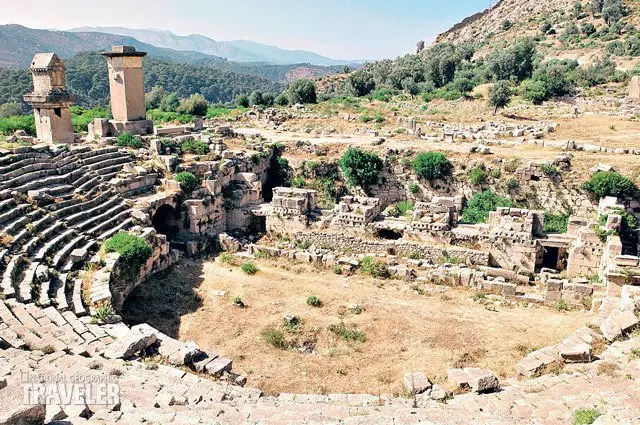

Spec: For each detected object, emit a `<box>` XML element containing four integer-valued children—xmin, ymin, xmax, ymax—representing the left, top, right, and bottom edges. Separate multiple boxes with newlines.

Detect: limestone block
<box><xmin>205</xmin><ymin>357</ymin><xmax>233</xmax><ymax>377</ymax></box>
<box><xmin>169</xmin><ymin>340</ymin><xmax>201</xmax><ymax>366</ymax></box>
<box><xmin>102</xmin><ymin>325</ymin><xmax>157</xmax><ymax>359</ymax></box>
<box><xmin>559</xmin><ymin>343</ymin><xmax>591</xmax><ymax>363</ymax></box>
<box><xmin>404</xmin><ymin>372</ymin><xmax>432</xmax><ymax>394</ymax></box>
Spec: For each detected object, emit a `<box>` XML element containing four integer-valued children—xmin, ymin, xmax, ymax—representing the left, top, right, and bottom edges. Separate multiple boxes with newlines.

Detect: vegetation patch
<box><xmin>544</xmin><ymin>213</ymin><xmax>569</xmax><ymax>234</ymax></box>
<box><xmin>412</xmin><ymin>152</ymin><xmax>452</xmax><ymax>181</ymax></box>
<box><xmin>104</xmin><ymin>232</ymin><xmax>153</xmax><ymax>282</ymax></box>
<box><xmin>461</xmin><ymin>190</ymin><xmax>513</xmax><ymax>224</ymax></box>
<box><xmin>117</xmin><ymin>131</ymin><xmax>143</xmax><ymax>149</ymax></box>
<box><xmin>359</xmin><ymin>256</ymin><xmax>390</xmax><ymax>279</ymax></box>
<box><xmin>175</xmin><ymin>172</ymin><xmax>200</xmax><ymax>193</ymax></box>
<box><xmin>339</xmin><ymin>147</ymin><xmax>383</xmax><ymax>190</ymax></box>
<box><xmin>582</xmin><ymin>172</ymin><xmax>638</xmax><ymax>200</ymax></box>
<box><xmin>328</xmin><ymin>322</ymin><xmax>366</xmax><ymax>343</ymax></box>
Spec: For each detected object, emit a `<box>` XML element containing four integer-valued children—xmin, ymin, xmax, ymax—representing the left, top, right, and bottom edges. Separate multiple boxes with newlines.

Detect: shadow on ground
<box><xmin>121</xmin><ymin>258</ymin><xmax>205</xmax><ymax>338</ymax></box>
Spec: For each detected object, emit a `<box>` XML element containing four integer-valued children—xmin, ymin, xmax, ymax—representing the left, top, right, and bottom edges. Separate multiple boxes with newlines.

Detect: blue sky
<box><xmin>2</xmin><ymin>0</ymin><xmax>490</xmax><ymax>60</ymax></box>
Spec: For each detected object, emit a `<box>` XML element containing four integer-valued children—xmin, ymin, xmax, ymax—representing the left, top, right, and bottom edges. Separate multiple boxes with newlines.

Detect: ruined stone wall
<box><xmin>292</xmin><ymin>232</ymin><xmax>490</xmax><ymax>265</ymax></box>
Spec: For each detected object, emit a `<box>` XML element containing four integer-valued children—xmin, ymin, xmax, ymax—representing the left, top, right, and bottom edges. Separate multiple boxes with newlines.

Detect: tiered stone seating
<box><xmin>0</xmin><ymin>146</ymin><xmax>135</xmax><ymax>313</ymax></box>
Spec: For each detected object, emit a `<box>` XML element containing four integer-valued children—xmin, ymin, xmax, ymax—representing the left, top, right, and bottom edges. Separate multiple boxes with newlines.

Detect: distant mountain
<box><xmin>69</xmin><ymin>26</ymin><xmax>362</xmax><ymax>66</ymax></box>
<box><xmin>0</xmin><ymin>24</ymin><xmax>220</xmax><ymax>68</ymax></box>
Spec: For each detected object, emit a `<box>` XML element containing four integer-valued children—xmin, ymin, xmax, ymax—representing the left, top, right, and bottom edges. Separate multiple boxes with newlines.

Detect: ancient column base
<box><xmin>88</xmin><ymin>118</ymin><xmax>153</xmax><ymax>139</ymax></box>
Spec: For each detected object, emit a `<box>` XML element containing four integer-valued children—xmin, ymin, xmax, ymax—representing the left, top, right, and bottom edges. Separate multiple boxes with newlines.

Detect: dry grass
<box><xmin>130</xmin><ymin>258</ymin><xmax>590</xmax><ymax>395</ymax></box>
<box><xmin>596</xmin><ymin>361</ymin><xmax>621</xmax><ymax>377</ymax></box>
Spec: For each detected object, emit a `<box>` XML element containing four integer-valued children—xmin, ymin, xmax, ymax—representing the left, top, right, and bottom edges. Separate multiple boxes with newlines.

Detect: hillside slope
<box><xmin>70</xmin><ymin>26</ymin><xmax>360</xmax><ymax>66</ymax></box>
<box><xmin>434</xmin><ymin>0</ymin><xmax>640</xmax><ymax>68</ymax></box>
<box><xmin>0</xmin><ymin>24</ymin><xmax>219</xmax><ymax>68</ymax></box>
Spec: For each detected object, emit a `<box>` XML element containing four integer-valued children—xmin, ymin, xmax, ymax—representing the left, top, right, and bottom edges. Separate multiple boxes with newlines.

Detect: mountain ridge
<box><xmin>69</xmin><ymin>26</ymin><xmax>362</xmax><ymax>66</ymax></box>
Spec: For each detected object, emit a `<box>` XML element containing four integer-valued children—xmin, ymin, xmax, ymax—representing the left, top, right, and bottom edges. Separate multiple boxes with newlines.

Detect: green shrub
<box><xmin>175</xmin><ymin>172</ymin><xmax>200</xmax><ymax>193</ymax></box>
<box><xmin>288</xmin><ymin>78</ymin><xmax>317</xmax><ymax>104</ymax></box>
<box><xmin>541</xmin><ymin>164</ymin><xmax>558</xmax><ymax>176</ymax></box>
<box><xmin>409</xmin><ymin>183</ymin><xmax>420</xmax><ymax>194</ymax></box>
<box><xmin>104</xmin><ymin>232</ymin><xmax>153</xmax><ymax>280</ymax></box>
<box><xmin>219</xmin><ymin>252</ymin><xmax>237</xmax><ymax>265</ymax></box>
<box><xmin>328</xmin><ymin>322</ymin><xmax>366</xmax><ymax>342</ymax></box>
<box><xmin>468</xmin><ymin>166</ymin><xmax>487</xmax><ymax>185</ymax></box>
<box><xmin>181</xmin><ymin>139</ymin><xmax>209</xmax><ymax>155</ymax></box>
<box><xmin>572</xmin><ymin>409</ymin><xmax>601</xmax><ymax>425</ymax></box>
<box><xmin>412</xmin><ymin>152</ymin><xmax>452</xmax><ymax>181</ymax></box>
<box><xmin>554</xmin><ymin>299</ymin><xmax>570</xmax><ymax>311</ymax></box>
<box><xmin>261</xmin><ymin>327</ymin><xmax>287</xmax><ymax>349</ymax></box>
<box><xmin>292</xmin><ymin>176</ymin><xmax>306</xmax><ymax>188</ymax></box>
<box><xmin>396</xmin><ymin>200</ymin><xmax>414</xmax><ymax>217</ymax></box>
<box><xmin>544</xmin><ymin>213</ymin><xmax>570</xmax><ymax>233</ymax></box>
<box><xmin>599</xmin><ymin>208</ymin><xmax>639</xmax><ymax>237</ymax></box>
<box><xmin>240</xmin><ymin>261</ymin><xmax>258</xmax><ymax>275</ymax></box>
<box><xmin>461</xmin><ymin>190</ymin><xmax>513</xmax><ymax>224</ymax></box>
<box><xmin>490</xmin><ymin>169</ymin><xmax>501</xmax><ymax>179</ymax></box>
<box><xmin>521</xmin><ymin>79</ymin><xmax>549</xmax><ymax>104</ymax></box>
<box><xmin>360</xmin><ymin>256</ymin><xmax>389</xmax><ymax>279</ymax></box>
<box><xmin>70</xmin><ymin>106</ymin><xmax>109</xmax><ymax>133</ymax></box>
<box><xmin>117</xmin><ymin>132</ymin><xmax>143</xmax><ymax>149</ymax></box>
<box><xmin>93</xmin><ymin>303</ymin><xmax>114</xmax><ymax>322</ymax></box>
<box><xmin>176</xmin><ymin>93</ymin><xmax>208</xmax><ymax>116</ymax></box>
<box><xmin>233</xmin><ymin>296</ymin><xmax>245</xmax><ymax>308</ymax></box>
<box><xmin>0</xmin><ymin>114</ymin><xmax>36</xmax><ymax>136</ymax></box>
<box><xmin>339</xmin><ymin>147</ymin><xmax>383</xmax><ymax>190</ymax></box>
<box><xmin>306</xmin><ymin>295</ymin><xmax>322</xmax><ymax>307</ymax></box>
<box><xmin>582</xmin><ymin>172</ymin><xmax>638</xmax><ymax>199</ymax></box>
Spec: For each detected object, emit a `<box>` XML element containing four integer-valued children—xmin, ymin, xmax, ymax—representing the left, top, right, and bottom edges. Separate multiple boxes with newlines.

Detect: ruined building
<box><xmin>23</xmin><ymin>53</ymin><xmax>76</xmax><ymax>143</ymax></box>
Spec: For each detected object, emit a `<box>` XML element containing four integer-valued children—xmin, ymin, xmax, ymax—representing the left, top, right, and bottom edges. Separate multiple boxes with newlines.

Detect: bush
<box><xmin>572</xmin><ymin>409</ymin><xmax>601</xmax><ymax>425</ymax></box>
<box><xmin>181</xmin><ymin>139</ymin><xmax>209</xmax><ymax>155</ymax></box>
<box><xmin>235</xmin><ymin>94</ymin><xmax>250</xmax><ymax>108</ymax></box>
<box><xmin>468</xmin><ymin>166</ymin><xmax>487</xmax><ymax>185</ymax></box>
<box><xmin>159</xmin><ymin>93</ymin><xmax>180</xmax><ymax>112</ymax></box>
<box><xmin>554</xmin><ymin>299</ymin><xmax>570</xmax><ymax>311</ymax></box>
<box><xmin>488</xmin><ymin>80</ymin><xmax>512</xmax><ymax>113</ymax></box>
<box><xmin>328</xmin><ymin>322</ymin><xmax>366</xmax><ymax>342</ymax></box>
<box><xmin>104</xmin><ymin>232</ymin><xmax>153</xmax><ymax>277</ymax></box>
<box><xmin>582</xmin><ymin>172</ymin><xmax>638</xmax><ymax>199</ymax></box>
<box><xmin>461</xmin><ymin>190</ymin><xmax>513</xmax><ymax>224</ymax></box>
<box><xmin>240</xmin><ymin>261</ymin><xmax>258</xmax><ymax>275</ymax></box>
<box><xmin>262</xmin><ymin>327</ymin><xmax>287</xmax><ymax>349</ymax></box>
<box><xmin>541</xmin><ymin>164</ymin><xmax>557</xmax><ymax>176</ymax></box>
<box><xmin>288</xmin><ymin>78</ymin><xmax>317</xmax><ymax>104</ymax></box>
<box><xmin>175</xmin><ymin>172</ymin><xmax>200</xmax><ymax>193</ymax></box>
<box><xmin>409</xmin><ymin>183</ymin><xmax>420</xmax><ymax>194</ymax></box>
<box><xmin>117</xmin><ymin>131</ymin><xmax>143</xmax><ymax>149</ymax></box>
<box><xmin>360</xmin><ymin>256</ymin><xmax>389</xmax><ymax>279</ymax></box>
<box><xmin>544</xmin><ymin>213</ymin><xmax>570</xmax><ymax>233</ymax></box>
<box><xmin>339</xmin><ymin>147</ymin><xmax>383</xmax><ymax>190</ymax></box>
<box><xmin>540</xmin><ymin>21</ymin><xmax>553</xmax><ymax>34</ymax></box>
<box><xmin>413</xmin><ymin>152</ymin><xmax>453</xmax><ymax>181</ymax></box>
<box><xmin>506</xmin><ymin>178</ymin><xmax>519</xmax><ymax>190</ymax></box>
<box><xmin>521</xmin><ymin>79</ymin><xmax>549</xmax><ymax>104</ymax></box>
<box><xmin>396</xmin><ymin>200</ymin><xmax>414</xmax><ymax>217</ymax></box>
<box><xmin>70</xmin><ymin>106</ymin><xmax>109</xmax><ymax>133</ymax></box>
<box><xmin>582</xmin><ymin>23</ymin><xmax>597</xmax><ymax>36</ymax></box>
<box><xmin>0</xmin><ymin>114</ymin><xmax>36</xmax><ymax>136</ymax></box>
<box><xmin>306</xmin><ymin>295</ymin><xmax>322</xmax><ymax>307</ymax></box>
<box><xmin>177</xmin><ymin>93</ymin><xmax>208</xmax><ymax>116</ymax></box>
<box><xmin>274</xmin><ymin>93</ymin><xmax>289</xmax><ymax>106</ymax></box>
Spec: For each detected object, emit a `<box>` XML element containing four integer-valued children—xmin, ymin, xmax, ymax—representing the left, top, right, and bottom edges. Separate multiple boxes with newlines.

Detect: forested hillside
<box><xmin>0</xmin><ymin>53</ymin><xmax>283</xmax><ymax>109</ymax></box>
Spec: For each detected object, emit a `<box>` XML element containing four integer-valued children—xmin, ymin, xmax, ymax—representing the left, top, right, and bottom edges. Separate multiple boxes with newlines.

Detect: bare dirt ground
<box><xmin>124</xmin><ymin>257</ymin><xmax>590</xmax><ymax>396</ymax></box>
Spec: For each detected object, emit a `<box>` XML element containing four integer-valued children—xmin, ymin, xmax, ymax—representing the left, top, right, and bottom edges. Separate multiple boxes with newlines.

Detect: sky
<box><xmin>1</xmin><ymin>0</ymin><xmax>490</xmax><ymax>60</ymax></box>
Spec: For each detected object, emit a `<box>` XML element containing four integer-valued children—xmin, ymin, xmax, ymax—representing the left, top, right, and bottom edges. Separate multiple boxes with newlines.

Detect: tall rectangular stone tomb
<box><xmin>90</xmin><ymin>46</ymin><xmax>153</xmax><ymax>137</ymax></box>
<box><xmin>23</xmin><ymin>53</ymin><xmax>76</xmax><ymax>143</ymax></box>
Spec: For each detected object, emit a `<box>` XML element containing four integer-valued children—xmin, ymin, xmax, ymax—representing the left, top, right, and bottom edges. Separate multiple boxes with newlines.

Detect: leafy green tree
<box><xmin>452</xmin><ymin>77</ymin><xmax>474</xmax><ymax>96</ymax></box>
<box><xmin>582</xmin><ymin>23</ymin><xmax>597</xmax><ymax>35</ymax></box>
<box><xmin>625</xmin><ymin>35</ymin><xmax>640</xmax><ymax>56</ymax></box>
<box><xmin>287</xmin><ymin>79</ymin><xmax>317</xmax><ymax>104</ymax></box>
<box><xmin>582</xmin><ymin>171</ymin><xmax>638</xmax><ymax>199</ymax></box>
<box><xmin>591</xmin><ymin>0</ymin><xmax>604</xmax><ymax>14</ymax></box>
<box><xmin>348</xmin><ymin>69</ymin><xmax>375</xmax><ymax>97</ymax></box>
<box><xmin>521</xmin><ymin>79</ymin><xmax>549</xmax><ymax>104</ymax></box>
<box><xmin>488</xmin><ymin>80</ymin><xmax>512</xmax><ymax>113</ymax></box>
<box><xmin>177</xmin><ymin>93</ymin><xmax>208</xmax><ymax>116</ymax></box>
<box><xmin>274</xmin><ymin>93</ymin><xmax>289</xmax><ymax>106</ymax></box>
<box><xmin>145</xmin><ymin>86</ymin><xmax>166</xmax><ymax>110</ymax></box>
<box><xmin>412</xmin><ymin>152</ymin><xmax>453</xmax><ymax>181</ymax></box>
<box><xmin>461</xmin><ymin>190</ymin><xmax>513</xmax><ymax>224</ymax></box>
<box><xmin>0</xmin><ymin>102</ymin><xmax>23</xmax><ymax>118</ymax></box>
<box><xmin>249</xmin><ymin>90</ymin><xmax>264</xmax><ymax>106</ymax></box>
<box><xmin>262</xmin><ymin>93</ymin><xmax>275</xmax><ymax>106</ymax></box>
<box><xmin>236</xmin><ymin>94</ymin><xmax>250</xmax><ymax>108</ymax></box>
<box><xmin>602</xmin><ymin>0</ymin><xmax>623</xmax><ymax>25</ymax></box>
<box><xmin>339</xmin><ymin>147</ymin><xmax>383</xmax><ymax>190</ymax></box>
<box><xmin>159</xmin><ymin>93</ymin><xmax>180</xmax><ymax>112</ymax></box>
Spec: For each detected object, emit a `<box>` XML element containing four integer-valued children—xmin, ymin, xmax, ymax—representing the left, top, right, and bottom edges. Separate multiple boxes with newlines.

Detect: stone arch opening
<box><xmin>376</xmin><ymin>228</ymin><xmax>404</xmax><ymax>240</ymax></box>
<box><xmin>152</xmin><ymin>204</ymin><xmax>182</xmax><ymax>241</ymax></box>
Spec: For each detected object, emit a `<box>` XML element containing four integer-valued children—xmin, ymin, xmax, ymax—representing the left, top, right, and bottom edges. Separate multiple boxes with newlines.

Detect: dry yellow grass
<box><xmin>125</xmin><ymin>258</ymin><xmax>589</xmax><ymax>395</ymax></box>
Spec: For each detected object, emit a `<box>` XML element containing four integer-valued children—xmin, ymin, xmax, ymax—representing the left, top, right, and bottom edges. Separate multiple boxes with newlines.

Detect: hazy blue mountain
<box><xmin>0</xmin><ymin>24</ymin><xmax>220</xmax><ymax>68</ymax></box>
<box><xmin>70</xmin><ymin>26</ymin><xmax>361</xmax><ymax>66</ymax></box>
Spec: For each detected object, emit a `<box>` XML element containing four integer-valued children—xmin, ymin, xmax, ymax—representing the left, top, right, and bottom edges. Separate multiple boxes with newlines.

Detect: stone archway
<box><xmin>152</xmin><ymin>204</ymin><xmax>182</xmax><ymax>241</ymax></box>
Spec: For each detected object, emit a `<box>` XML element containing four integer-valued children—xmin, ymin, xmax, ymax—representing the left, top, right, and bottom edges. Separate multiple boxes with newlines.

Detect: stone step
<box><xmin>75</xmin><ymin>175</ymin><xmax>102</xmax><ymax>194</ymax></box>
<box><xmin>11</xmin><ymin>172</ymin><xmax>71</xmax><ymax>193</ymax></box>
<box><xmin>86</xmin><ymin>210</ymin><xmax>130</xmax><ymax>236</ymax></box>
<box><xmin>97</xmin><ymin>217</ymin><xmax>134</xmax><ymax>241</ymax></box>
<box><xmin>16</xmin><ymin>261</ymin><xmax>38</xmax><ymax>303</ymax></box>
<box><xmin>54</xmin><ymin>272</ymin><xmax>69</xmax><ymax>312</ymax></box>
<box><xmin>0</xmin><ymin>161</ymin><xmax>56</xmax><ymax>182</ymax></box>
<box><xmin>74</xmin><ymin>202</ymin><xmax>127</xmax><ymax>232</ymax></box>
<box><xmin>0</xmin><ymin>204</ymin><xmax>31</xmax><ymax>226</ymax></box>
<box><xmin>82</xmin><ymin>151</ymin><xmax>128</xmax><ymax>166</ymax></box>
<box><xmin>35</xmin><ymin>184</ymin><xmax>75</xmax><ymax>198</ymax></box>
<box><xmin>0</xmin><ymin>255</ymin><xmax>22</xmax><ymax>298</ymax></box>
<box><xmin>88</xmin><ymin>156</ymin><xmax>131</xmax><ymax>174</ymax></box>
<box><xmin>0</xmin><ymin>169</ymin><xmax>57</xmax><ymax>191</ymax></box>
<box><xmin>34</xmin><ymin>228</ymin><xmax>76</xmax><ymax>262</ymax></box>
<box><xmin>70</xmin><ymin>278</ymin><xmax>87</xmax><ymax>316</ymax></box>
<box><xmin>0</xmin><ymin>197</ymin><xmax>16</xmax><ymax>213</ymax></box>
<box><xmin>52</xmin><ymin>234</ymin><xmax>86</xmax><ymax>267</ymax></box>
<box><xmin>64</xmin><ymin>196</ymin><xmax>121</xmax><ymax>225</ymax></box>
<box><xmin>54</xmin><ymin>191</ymin><xmax>113</xmax><ymax>219</ymax></box>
